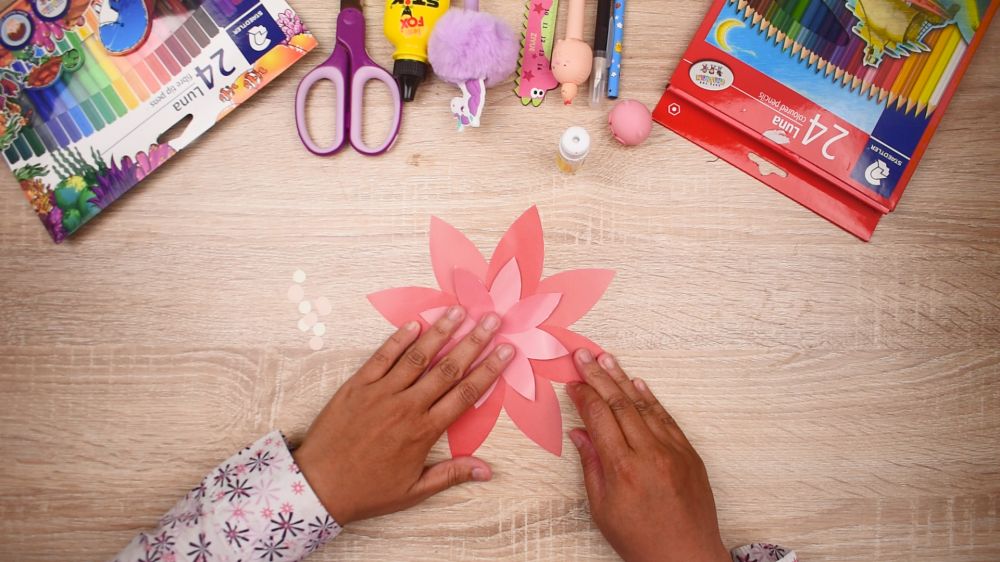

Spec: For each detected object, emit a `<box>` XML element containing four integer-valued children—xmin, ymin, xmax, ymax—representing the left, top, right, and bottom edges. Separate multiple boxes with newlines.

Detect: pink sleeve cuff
<box><xmin>731</xmin><ymin>543</ymin><xmax>798</xmax><ymax>562</ymax></box>
<box><xmin>114</xmin><ymin>431</ymin><xmax>341</xmax><ymax>562</ymax></box>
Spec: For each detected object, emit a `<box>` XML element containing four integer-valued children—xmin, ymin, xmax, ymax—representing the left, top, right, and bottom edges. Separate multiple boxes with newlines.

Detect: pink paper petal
<box><xmin>529</xmin><ymin>326</ymin><xmax>603</xmax><ymax>383</ymax></box>
<box><xmin>502</xmin><ymin>347</ymin><xmax>536</xmax><ymax>400</ymax></box>
<box><xmin>504</xmin><ymin>377</ymin><xmax>563</xmax><ymax>456</ymax></box>
<box><xmin>474</xmin><ymin>377</ymin><xmax>498</xmax><ymax>408</ymax></box>
<box><xmin>489</xmin><ymin>258</ymin><xmax>522</xmax><ymax>316</ymax></box>
<box><xmin>529</xmin><ymin>356</ymin><xmax>581</xmax><ymax>383</ymax></box>
<box><xmin>421</xmin><ymin>307</ymin><xmax>476</xmax><ymax>341</ymax></box>
<box><xmin>472</xmin><ymin>339</ymin><xmax>497</xmax><ymax>370</ymax></box>
<box><xmin>501</xmin><ymin>293</ymin><xmax>562</xmax><ymax>334</ymax></box>
<box><xmin>486</xmin><ymin>207</ymin><xmax>544</xmax><ymax>296</ymax></box>
<box><xmin>454</xmin><ymin>269</ymin><xmax>495</xmax><ymax>319</ymax></box>
<box><xmin>471</xmin><ymin>339</ymin><xmax>500</xmax><ymax>409</ymax></box>
<box><xmin>536</xmin><ymin>269</ymin><xmax>615</xmax><ymax>328</ymax></box>
<box><xmin>368</xmin><ymin>287</ymin><xmax>455</xmax><ymax>328</ymax></box>
<box><xmin>448</xmin><ymin>378</ymin><xmax>506</xmax><ymax>457</ymax></box>
<box><xmin>542</xmin><ymin>325</ymin><xmax>603</xmax><ymax>354</ymax></box>
<box><xmin>418</xmin><ymin>307</ymin><xmax>456</xmax><ymax>365</ymax></box>
<box><xmin>419</xmin><ymin>306</ymin><xmax>448</xmax><ymax>324</ymax></box>
<box><xmin>503</xmin><ymin>328</ymin><xmax>568</xmax><ymax>360</ymax></box>
<box><xmin>431</xmin><ymin>216</ymin><xmax>488</xmax><ymax>294</ymax></box>
<box><xmin>434</xmin><ymin>338</ymin><xmax>462</xmax><ymax>366</ymax></box>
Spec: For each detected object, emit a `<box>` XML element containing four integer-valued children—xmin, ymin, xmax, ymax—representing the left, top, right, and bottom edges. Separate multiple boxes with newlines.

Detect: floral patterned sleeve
<box><xmin>113</xmin><ymin>431</ymin><xmax>341</xmax><ymax>562</ymax></box>
<box><xmin>731</xmin><ymin>543</ymin><xmax>799</xmax><ymax>562</ymax></box>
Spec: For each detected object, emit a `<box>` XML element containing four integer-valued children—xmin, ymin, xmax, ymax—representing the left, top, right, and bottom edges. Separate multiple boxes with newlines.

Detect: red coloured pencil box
<box><xmin>654</xmin><ymin>0</ymin><xmax>998</xmax><ymax>240</ymax></box>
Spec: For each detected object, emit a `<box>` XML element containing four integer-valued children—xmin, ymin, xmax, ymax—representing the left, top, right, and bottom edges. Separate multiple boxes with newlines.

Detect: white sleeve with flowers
<box><xmin>113</xmin><ymin>431</ymin><xmax>341</xmax><ymax>562</ymax></box>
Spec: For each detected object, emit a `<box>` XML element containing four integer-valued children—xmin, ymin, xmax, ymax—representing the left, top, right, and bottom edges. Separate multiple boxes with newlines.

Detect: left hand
<box><xmin>292</xmin><ymin>305</ymin><xmax>514</xmax><ymax>525</ymax></box>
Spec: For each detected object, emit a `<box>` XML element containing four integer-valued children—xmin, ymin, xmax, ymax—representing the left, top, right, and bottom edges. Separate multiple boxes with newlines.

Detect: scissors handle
<box><xmin>294</xmin><ymin>53</ymin><xmax>402</xmax><ymax>156</ymax></box>
<box><xmin>348</xmin><ymin>62</ymin><xmax>402</xmax><ymax>155</ymax></box>
<box><xmin>295</xmin><ymin>6</ymin><xmax>402</xmax><ymax>156</ymax></box>
<box><xmin>295</xmin><ymin>63</ymin><xmax>348</xmax><ymax>156</ymax></box>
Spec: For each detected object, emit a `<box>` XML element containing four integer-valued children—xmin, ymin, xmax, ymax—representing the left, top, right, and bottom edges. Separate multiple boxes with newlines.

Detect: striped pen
<box><xmin>607</xmin><ymin>0</ymin><xmax>625</xmax><ymax>98</ymax></box>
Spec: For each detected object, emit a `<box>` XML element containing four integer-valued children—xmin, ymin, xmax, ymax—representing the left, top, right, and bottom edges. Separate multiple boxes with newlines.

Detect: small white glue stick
<box><xmin>557</xmin><ymin>126</ymin><xmax>591</xmax><ymax>173</ymax></box>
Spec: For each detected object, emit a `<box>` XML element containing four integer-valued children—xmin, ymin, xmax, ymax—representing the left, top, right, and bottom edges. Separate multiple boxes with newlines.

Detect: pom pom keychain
<box><xmin>428</xmin><ymin>0</ymin><xmax>518</xmax><ymax>129</ymax></box>
<box><xmin>608</xmin><ymin>99</ymin><xmax>653</xmax><ymax>146</ymax></box>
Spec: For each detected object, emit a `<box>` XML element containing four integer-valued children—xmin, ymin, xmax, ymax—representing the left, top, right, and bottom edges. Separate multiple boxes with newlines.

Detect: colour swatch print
<box><xmin>4</xmin><ymin>0</ymin><xmax>316</xmax><ymax>241</ymax></box>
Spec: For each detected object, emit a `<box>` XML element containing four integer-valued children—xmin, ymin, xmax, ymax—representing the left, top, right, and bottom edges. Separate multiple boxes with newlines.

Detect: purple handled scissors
<box><xmin>295</xmin><ymin>0</ymin><xmax>402</xmax><ymax>156</ymax></box>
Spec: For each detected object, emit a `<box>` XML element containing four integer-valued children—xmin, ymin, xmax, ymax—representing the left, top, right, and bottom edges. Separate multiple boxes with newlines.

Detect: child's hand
<box><xmin>567</xmin><ymin>350</ymin><xmax>730</xmax><ymax>562</ymax></box>
<box><xmin>293</xmin><ymin>305</ymin><xmax>513</xmax><ymax>525</ymax></box>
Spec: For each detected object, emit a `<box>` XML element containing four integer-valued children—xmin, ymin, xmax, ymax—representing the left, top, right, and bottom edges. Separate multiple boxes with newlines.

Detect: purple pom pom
<box><xmin>428</xmin><ymin>8</ymin><xmax>519</xmax><ymax>88</ymax></box>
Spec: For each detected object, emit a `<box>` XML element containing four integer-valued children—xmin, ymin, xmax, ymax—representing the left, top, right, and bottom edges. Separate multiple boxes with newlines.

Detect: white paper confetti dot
<box><xmin>299</xmin><ymin>312</ymin><xmax>318</xmax><ymax>331</ymax></box>
<box><xmin>312</xmin><ymin>323</ymin><xmax>326</xmax><ymax>336</ymax></box>
<box><xmin>298</xmin><ymin>300</ymin><xmax>312</xmax><ymax>314</ymax></box>
<box><xmin>287</xmin><ymin>284</ymin><xmax>304</xmax><ymax>303</ymax></box>
<box><xmin>315</xmin><ymin>296</ymin><xmax>332</xmax><ymax>316</ymax></box>
<box><xmin>308</xmin><ymin>336</ymin><xmax>324</xmax><ymax>351</ymax></box>
<box><xmin>293</xmin><ymin>269</ymin><xmax>307</xmax><ymax>284</ymax></box>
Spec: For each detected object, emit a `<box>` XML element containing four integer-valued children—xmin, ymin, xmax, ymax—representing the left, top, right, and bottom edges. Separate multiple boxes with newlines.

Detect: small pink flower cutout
<box><xmin>368</xmin><ymin>207</ymin><xmax>614</xmax><ymax>456</ymax></box>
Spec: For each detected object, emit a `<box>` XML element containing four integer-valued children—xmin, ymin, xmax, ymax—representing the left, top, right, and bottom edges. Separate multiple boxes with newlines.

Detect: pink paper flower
<box><xmin>368</xmin><ymin>207</ymin><xmax>614</xmax><ymax>456</ymax></box>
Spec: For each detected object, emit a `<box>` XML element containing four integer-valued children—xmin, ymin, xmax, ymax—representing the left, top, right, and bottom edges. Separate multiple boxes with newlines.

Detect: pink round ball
<box><xmin>608</xmin><ymin>99</ymin><xmax>653</xmax><ymax>146</ymax></box>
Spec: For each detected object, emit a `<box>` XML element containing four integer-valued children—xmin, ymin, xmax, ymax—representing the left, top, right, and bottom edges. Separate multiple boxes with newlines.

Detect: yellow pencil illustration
<box><xmin>927</xmin><ymin>41</ymin><xmax>967</xmax><ymax>115</ymax></box>
<box><xmin>915</xmin><ymin>27</ymin><xmax>962</xmax><ymax>115</ymax></box>
<box><xmin>889</xmin><ymin>29</ymin><xmax>938</xmax><ymax>108</ymax></box>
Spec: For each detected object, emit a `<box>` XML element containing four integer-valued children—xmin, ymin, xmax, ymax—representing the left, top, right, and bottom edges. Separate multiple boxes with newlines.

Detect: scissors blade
<box><xmin>340</xmin><ymin>0</ymin><xmax>363</xmax><ymax>12</ymax></box>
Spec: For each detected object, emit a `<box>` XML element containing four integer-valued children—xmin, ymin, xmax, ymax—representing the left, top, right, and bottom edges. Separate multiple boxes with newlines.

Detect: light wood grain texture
<box><xmin>1</xmin><ymin>0</ymin><xmax>999</xmax><ymax>559</ymax></box>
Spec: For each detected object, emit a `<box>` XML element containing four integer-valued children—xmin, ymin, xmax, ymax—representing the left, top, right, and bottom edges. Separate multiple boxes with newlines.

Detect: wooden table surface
<box><xmin>1</xmin><ymin>0</ymin><xmax>999</xmax><ymax>559</ymax></box>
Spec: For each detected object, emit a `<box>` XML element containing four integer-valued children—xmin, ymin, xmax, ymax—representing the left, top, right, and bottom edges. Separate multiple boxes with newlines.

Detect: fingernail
<box><xmin>497</xmin><ymin>344</ymin><xmax>514</xmax><ymax>360</ymax></box>
<box><xmin>447</xmin><ymin>305</ymin><xmax>465</xmax><ymax>321</ymax></box>
<box><xmin>599</xmin><ymin>354</ymin><xmax>616</xmax><ymax>370</ymax></box>
<box><xmin>575</xmin><ymin>348</ymin><xmax>594</xmax><ymax>363</ymax></box>
<box><xmin>471</xmin><ymin>468</ymin><xmax>491</xmax><ymax>482</ymax></box>
<box><xmin>569</xmin><ymin>431</ymin><xmax>585</xmax><ymax>449</ymax></box>
<box><xmin>634</xmin><ymin>378</ymin><xmax>648</xmax><ymax>393</ymax></box>
<box><xmin>403</xmin><ymin>321</ymin><xmax>419</xmax><ymax>332</ymax></box>
<box><xmin>481</xmin><ymin>313</ymin><xmax>500</xmax><ymax>331</ymax></box>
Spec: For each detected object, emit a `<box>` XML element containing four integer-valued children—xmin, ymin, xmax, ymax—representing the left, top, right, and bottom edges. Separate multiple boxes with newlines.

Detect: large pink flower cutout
<box><xmin>368</xmin><ymin>207</ymin><xmax>614</xmax><ymax>456</ymax></box>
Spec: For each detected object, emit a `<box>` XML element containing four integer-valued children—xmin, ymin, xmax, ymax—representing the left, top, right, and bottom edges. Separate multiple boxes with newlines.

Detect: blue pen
<box><xmin>607</xmin><ymin>0</ymin><xmax>625</xmax><ymax>98</ymax></box>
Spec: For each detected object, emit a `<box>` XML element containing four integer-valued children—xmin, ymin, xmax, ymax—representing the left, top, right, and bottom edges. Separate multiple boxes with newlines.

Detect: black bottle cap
<box><xmin>393</xmin><ymin>59</ymin><xmax>427</xmax><ymax>102</ymax></box>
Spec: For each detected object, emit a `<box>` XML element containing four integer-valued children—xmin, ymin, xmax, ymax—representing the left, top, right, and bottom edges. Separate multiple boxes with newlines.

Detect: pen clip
<box><xmin>606</xmin><ymin>18</ymin><xmax>615</xmax><ymax>67</ymax></box>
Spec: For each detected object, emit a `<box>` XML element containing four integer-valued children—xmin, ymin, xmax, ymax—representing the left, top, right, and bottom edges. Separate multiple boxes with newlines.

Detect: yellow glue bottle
<box><xmin>384</xmin><ymin>0</ymin><xmax>449</xmax><ymax>101</ymax></box>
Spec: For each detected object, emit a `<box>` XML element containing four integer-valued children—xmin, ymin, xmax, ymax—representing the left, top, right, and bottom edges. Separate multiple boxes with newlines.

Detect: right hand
<box><xmin>566</xmin><ymin>349</ymin><xmax>730</xmax><ymax>562</ymax></box>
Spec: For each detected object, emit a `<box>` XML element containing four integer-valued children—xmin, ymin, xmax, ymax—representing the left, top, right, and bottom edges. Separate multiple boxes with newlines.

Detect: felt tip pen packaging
<box><xmin>653</xmin><ymin>0</ymin><xmax>999</xmax><ymax>241</ymax></box>
<box><xmin>4</xmin><ymin>0</ymin><xmax>317</xmax><ymax>243</ymax></box>
<box><xmin>384</xmin><ymin>0</ymin><xmax>449</xmax><ymax>100</ymax></box>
